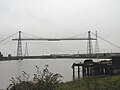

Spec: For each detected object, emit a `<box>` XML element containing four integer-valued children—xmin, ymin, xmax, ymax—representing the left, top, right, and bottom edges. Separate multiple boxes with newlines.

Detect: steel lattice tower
<box><xmin>24</xmin><ymin>42</ymin><xmax>29</xmax><ymax>56</ymax></box>
<box><xmin>95</xmin><ymin>31</ymin><xmax>100</xmax><ymax>53</ymax></box>
<box><xmin>87</xmin><ymin>31</ymin><xmax>93</xmax><ymax>57</ymax></box>
<box><xmin>17</xmin><ymin>31</ymin><xmax>22</xmax><ymax>57</ymax></box>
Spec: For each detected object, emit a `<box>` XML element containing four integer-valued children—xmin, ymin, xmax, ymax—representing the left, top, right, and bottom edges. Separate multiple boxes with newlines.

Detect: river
<box><xmin>0</xmin><ymin>59</ymin><xmax>87</xmax><ymax>89</ymax></box>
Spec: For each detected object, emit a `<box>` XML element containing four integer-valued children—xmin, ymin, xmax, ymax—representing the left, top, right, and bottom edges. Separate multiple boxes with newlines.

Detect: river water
<box><xmin>0</xmin><ymin>59</ymin><xmax>87</xmax><ymax>89</ymax></box>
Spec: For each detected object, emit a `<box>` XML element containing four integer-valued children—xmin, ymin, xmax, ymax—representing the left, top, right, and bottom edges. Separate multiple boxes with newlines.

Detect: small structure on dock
<box><xmin>72</xmin><ymin>56</ymin><xmax>120</xmax><ymax>79</ymax></box>
<box><xmin>112</xmin><ymin>56</ymin><xmax>120</xmax><ymax>74</ymax></box>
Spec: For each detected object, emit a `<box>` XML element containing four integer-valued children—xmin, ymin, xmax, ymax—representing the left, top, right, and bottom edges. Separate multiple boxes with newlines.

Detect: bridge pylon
<box><xmin>17</xmin><ymin>31</ymin><xmax>22</xmax><ymax>57</ymax></box>
<box><xmin>95</xmin><ymin>31</ymin><xmax>100</xmax><ymax>53</ymax></box>
<box><xmin>24</xmin><ymin>42</ymin><xmax>29</xmax><ymax>56</ymax></box>
<box><xmin>87</xmin><ymin>31</ymin><xmax>93</xmax><ymax>57</ymax></box>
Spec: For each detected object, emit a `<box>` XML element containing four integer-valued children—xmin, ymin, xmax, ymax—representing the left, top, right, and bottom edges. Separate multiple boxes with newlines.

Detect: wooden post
<box><xmin>82</xmin><ymin>66</ymin><xmax>85</xmax><ymax>77</ymax></box>
<box><xmin>72</xmin><ymin>64</ymin><xmax>75</xmax><ymax>80</ymax></box>
<box><xmin>87</xmin><ymin>67</ymin><xmax>89</xmax><ymax>76</ymax></box>
<box><xmin>78</xmin><ymin>66</ymin><xmax>80</xmax><ymax>79</ymax></box>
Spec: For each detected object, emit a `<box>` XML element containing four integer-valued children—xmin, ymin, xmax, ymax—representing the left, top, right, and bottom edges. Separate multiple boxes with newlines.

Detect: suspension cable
<box><xmin>91</xmin><ymin>32</ymin><xmax>120</xmax><ymax>49</ymax></box>
<box><xmin>68</xmin><ymin>32</ymin><xmax>87</xmax><ymax>38</ymax></box>
<box><xmin>21</xmin><ymin>31</ymin><xmax>44</xmax><ymax>39</ymax></box>
<box><xmin>22</xmin><ymin>31</ymin><xmax>89</xmax><ymax>40</ymax></box>
<box><xmin>0</xmin><ymin>32</ymin><xmax>18</xmax><ymax>43</ymax></box>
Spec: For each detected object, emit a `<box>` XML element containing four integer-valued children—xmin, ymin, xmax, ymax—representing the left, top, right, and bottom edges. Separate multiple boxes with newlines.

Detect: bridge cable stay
<box><xmin>22</xmin><ymin>31</ymin><xmax>88</xmax><ymax>40</ymax></box>
<box><xmin>21</xmin><ymin>31</ymin><xmax>44</xmax><ymax>39</ymax></box>
<box><xmin>67</xmin><ymin>32</ymin><xmax>88</xmax><ymax>38</ymax></box>
<box><xmin>0</xmin><ymin>32</ymin><xmax>18</xmax><ymax>44</ymax></box>
<box><xmin>91</xmin><ymin>32</ymin><xmax>120</xmax><ymax>50</ymax></box>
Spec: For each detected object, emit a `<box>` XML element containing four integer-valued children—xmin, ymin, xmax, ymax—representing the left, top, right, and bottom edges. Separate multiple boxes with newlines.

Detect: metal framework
<box><xmin>87</xmin><ymin>31</ymin><xmax>93</xmax><ymax>57</ymax></box>
<box><xmin>24</xmin><ymin>42</ymin><xmax>29</xmax><ymax>56</ymax></box>
<box><xmin>13</xmin><ymin>31</ymin><xmax>96</xmax><ymax>57</ymax></box>
<box><xmin>13</xmin><ymin>38</ymin><xmax>96</xmax><ymax>41</ymax></box>
<box><xmin>17</xmin><ymin>31</ymin><xmax>22</xmax><ymax>57</ymax></box>
<box><xmin>95</xmin><ymin>31</ymin><xmax>100</xmax><ymax>53</ymax></box>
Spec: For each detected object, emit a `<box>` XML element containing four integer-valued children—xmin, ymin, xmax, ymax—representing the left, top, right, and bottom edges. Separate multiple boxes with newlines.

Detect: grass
<box><xmin>7</xmin><ymin>65</ymin><xmax>120</xmax><ymax>90</ymax></box>
<box><xmin>58</xmin><ymin>75</ymin><xmax>120</xmax><ymax>90</ymax></box>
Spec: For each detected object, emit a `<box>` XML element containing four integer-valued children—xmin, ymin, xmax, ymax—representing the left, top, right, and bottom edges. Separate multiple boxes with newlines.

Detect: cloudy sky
<box><xmin>0</xmin><ymin>0</ymin><xmax>120</xmax><ymax>55</ymax></box>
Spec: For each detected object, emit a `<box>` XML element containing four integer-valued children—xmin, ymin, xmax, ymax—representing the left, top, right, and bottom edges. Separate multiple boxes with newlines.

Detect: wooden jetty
<box><xmin>72</xmin><ymin>56</ymin><xmax>120</xmax><ymax>79</ymax></box>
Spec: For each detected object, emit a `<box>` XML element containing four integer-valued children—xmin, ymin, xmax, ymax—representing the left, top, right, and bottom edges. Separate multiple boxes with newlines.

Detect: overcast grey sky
<box><xmin>0</xmin><ymin>0</ymin><xmax>120</xmax><ymax>55</ymax></box>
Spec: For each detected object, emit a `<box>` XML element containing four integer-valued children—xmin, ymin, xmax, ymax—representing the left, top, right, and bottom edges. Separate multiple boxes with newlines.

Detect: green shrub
<box><xmin>7</xmin><ymin>65</ymin><xmax>63</xmax><ymax>90</ymax></box>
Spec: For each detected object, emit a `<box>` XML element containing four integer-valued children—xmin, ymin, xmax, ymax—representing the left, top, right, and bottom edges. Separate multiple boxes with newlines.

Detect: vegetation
<box><xmin>7</xmin><ymin>65</ymin><xmax>63</xmax><ymax>90</ymax></box>
<box><xmin>58</xmin><ymin>76</ymin><xmax>120</xmax><ymax>90</ymax></box>
<box><xmin>7</xmin><ymin>65</ymin><xmax>120</xmax><ymax>90</ymax></box>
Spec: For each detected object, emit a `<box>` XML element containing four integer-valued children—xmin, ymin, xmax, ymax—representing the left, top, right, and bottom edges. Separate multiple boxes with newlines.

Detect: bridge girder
<box><xmin>12</xmin><ymin>38</ymin><xmax>96</xmax><ymax>41</ymax></box>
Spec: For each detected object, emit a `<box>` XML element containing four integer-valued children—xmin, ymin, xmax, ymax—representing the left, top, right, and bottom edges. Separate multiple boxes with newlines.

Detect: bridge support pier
<box><xmin>72</xmin><ymin>63</ymin><xmax>81</xmax><ymax>80</ymax></box>
<box><xmin>17</xmin><ymin>31</ymin><xmax>22</xmax><ymax>58</ymax></box>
